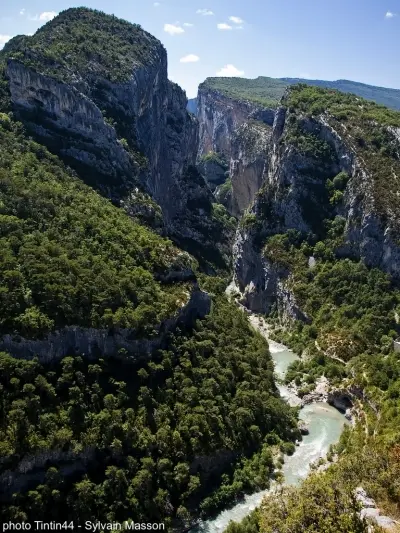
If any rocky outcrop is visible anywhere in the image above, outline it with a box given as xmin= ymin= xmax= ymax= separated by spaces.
xmin=327 ymin=389 xmax=354 ymax=414
xmin=0 ymin=286 xmax=211 ymax=363
xmin=0 ymin=448 xmax=95 ymax=501
xmin=197 ymin=155 xmax=228 ymax=191
xmin=196 ymin=84 xmax=277 ymax=219
xmin=298 ymin=422 xmax=309 ymax=435
xmin=233 ymin=228 xmax=309 ymax=320
xmin=229 ymin=121 xmax=273 ymax=217
xmin=6 ymin=57 xmax=198 ymax=226
xmin=233 ymin=100 xmax=400 ymax=318
xmin=197 ymin=86 xmax=275 ymax=160
xmin=4 ymin=16 xmax=232 ymax=270
xmin=6 ymin=59 xmax=135 ymax=192
xmin=355 ymin=487 xmax=398 ymax=531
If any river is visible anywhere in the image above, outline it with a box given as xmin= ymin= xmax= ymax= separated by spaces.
xmin=191 ymin=315 xmax=347 ymax=533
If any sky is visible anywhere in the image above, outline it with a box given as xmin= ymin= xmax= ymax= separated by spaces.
xmin=1 ymin=0 xmax=400 ymax=98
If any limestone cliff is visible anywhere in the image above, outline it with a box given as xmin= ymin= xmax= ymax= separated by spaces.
xmin=234 ymin=87 xmax=400 ymax=319
xmin=196 ymin=81 xmax=275 ymax=217
xmin=197 ymin=153 xmax=229 ymax=192
xmin=229 ymin=120 xmax=273 ymax=217
xmin=0 ymin=285 xmax=211 ymax=363
xmin=197 ymin=83 xmax=275 ymax=160
xmin=3 ymin=8 xmax=231 ymax=270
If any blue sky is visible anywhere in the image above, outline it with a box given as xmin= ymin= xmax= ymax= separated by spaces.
xmin=1 ymin=0 xmax=399 ymax=97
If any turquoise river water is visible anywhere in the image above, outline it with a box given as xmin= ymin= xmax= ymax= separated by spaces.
xmin=191 ymin=322 xmax=347 ymax=533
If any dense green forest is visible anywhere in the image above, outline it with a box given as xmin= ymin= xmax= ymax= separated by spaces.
xmin=282 ymin=77 xmax=400 ymax=111
xmin=0 ymin=117 xmax=298 ymax=526
xmin=0 ymin=9 xmax=299 ymax=525
xmin=3 ymin=8 xmax=162 ymax=83
xmin=286 ymin=85 xmax=400 ymax=223
xmin=2 ymin=6 xmax=400 ymax=533
xmin=0 ymin=113 xmax=191 ymax=338
xmin=0 ymin=291 xmax=299 ymax=526
xmin=200 ymin=77 xmax=288 ymax=108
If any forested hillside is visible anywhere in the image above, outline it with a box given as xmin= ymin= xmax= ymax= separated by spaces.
xmin=2 ymin=4 xmax=400 ymax=532
xmin=2 ymin=8 xmax=234 ymax=273
xmin=0 ymin=8 xmax=299 ymax=529
xmin=0 ymin=114 xmax=191 ymax=339
xmin=0 ymin=289 xmax=299 ymax=526
xmin=229 ymin=84 xmax=400 ymax=532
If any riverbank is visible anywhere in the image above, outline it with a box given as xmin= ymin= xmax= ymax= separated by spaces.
xmin=190 ymin=312 xmax=348 ymax=533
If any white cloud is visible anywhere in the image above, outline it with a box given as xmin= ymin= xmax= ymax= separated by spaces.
xmin=216 ymin=64 xmax=244 ymax=77
xmin=229 ymin=16 xmax=244 ymax=24
xmin=217 ymin=23 xmax=233 ymax=30
xmin=20 ymin=8 xmax=25 ymax=15
xmin=196 ymin=9 xmax=214 ymax=16
xmin=0 ymin=34 xmax=12 ymax=49
xmin=183 ymin=22 xmax=194 ymax=27
xmin=164 ymin=23 xmax=185 ymax=35
xmin=385 ymin=11 xmax=396 ymax=17
xmin=180 ymin=54 xmax=200 ymax=63
xmin=37 ymin=11 xmax=57 ymax=21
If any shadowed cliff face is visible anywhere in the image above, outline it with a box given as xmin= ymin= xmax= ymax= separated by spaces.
xmin=3 ymin=9 xmax=232 ymax=271
xmin=5 ymin=58 xmax=195 ymax=227
xmin=0 ymin=286 xmax=211 ymax=364
xmin=229 ymin=121 xmax=273 ymax=217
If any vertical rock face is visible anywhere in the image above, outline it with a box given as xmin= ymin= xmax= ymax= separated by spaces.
xmin=196 ymin=86 xmax=274 ymax=160
xmin=3 ymin=8 xmax=233 ymax=269
xmin=229 ymin=121 xmax=273 ymax=217
xmin=196 ymin=84 xmax=276 ymax=217
xmin=197 ymin=155 xmax=229 ymax=191
xmin=5 ymin=58 xmax=196 ymax=227
xmin=233 ymin=100 xmax=400 ymax=318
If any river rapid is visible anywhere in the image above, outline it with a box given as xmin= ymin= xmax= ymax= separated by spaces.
xmin=191 ymin=315 xmax=347 ymax=533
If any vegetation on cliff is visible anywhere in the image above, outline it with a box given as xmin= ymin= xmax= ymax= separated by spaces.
xmin=286 ymin=84 xmax=400 ymax=224
xmin=200 ymin=76 xmax=400 ymax=111
xmin=3 ymin=7 xmax=163 ymax=83
xmin=0 ymin=292 xmax=299 ymax=526
xmin=0 ymin=10 xmax=298 ymax=528
xmin=200 ymin=77 xmax=287 ymax=108
xmin=226 ymin=427 xmax=400 ymax=533
xmin=264 ymin=233 xmax=399 ymax=362
xmin=2 ymin=8 xmax=235 ymax=275
xmin=282 ymin=76 xmax=400 ymax=111
xmin=0 ymin=113 xmax=191 ymax=338
xmin=3 ymin=7 xmax=400 ymax=532
xmin=231 ymin=85 xmax=400 ymax=532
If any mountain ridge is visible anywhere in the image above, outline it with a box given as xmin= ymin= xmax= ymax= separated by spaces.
xmin=191 ymin=75 xmax=400 ymax=112
xmin=2 ymin=7 xmax=234 ymax=272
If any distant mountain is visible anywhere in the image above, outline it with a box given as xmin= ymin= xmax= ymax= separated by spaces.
xmin=193 ymin=76 xmax=400 ymax=111
xmin=198 ymin=76 xmax=288 ymax=108
xmin=281 ymin=78 xmax=400 ymax=111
